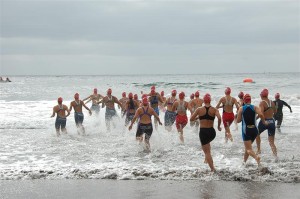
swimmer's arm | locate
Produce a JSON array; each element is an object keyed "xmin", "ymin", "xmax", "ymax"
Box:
[
  {"xmin": 215, "ymin": 98, "xmax": 223, "ymax": 109},
  {"xmin": 272, "ymin": 101, "xmax": 277, "ymax": 114},
  {"xmin": 101, "ymin": 98, "xmax": 106, "ymax": 108},
  {"xmin": 171, "ymin": 102, "xmax": 178, "ymax": 112},
  {"xmin": 158, "ymin": 95, "xmax": 163, "ymax": 103},
  {"xmin": 122, "ymin": 103, "xmax": 128, "ymax": 117},
  {"xmin": 114, "ymin": 97, "xmax": 123, "ymax": 109},
  {"xmin": 64, "ymin": 105, "xmax": 70, "ymax": 117},
  {"xmin": 82, "ymin": 101, "xmax": 92, "ymax": 115},
  {"xmin": 190, "ymin": 108, "xmax": 199, "ymax": 122},
  {"xmin": 151, "ymin": 108, "xmax": 162, "ymax": 125},
  {"xmin": 215, "ymin": 109, "xmax": 222, "ymax": 131},
  {"xmin": 163, "ymin": 99, "xmax": 168, "ymax": 107},
  {"xmin": 255, "ymin": 106, "xmax": 267, "ymax": 125},
  {"xmin": 256, "ymin": 102, "xmax": 264, "ymax": 120},
  {"xmin": 188, "ymin": 102, "xmax": 193, "ymax": 114},
  {"xmin": 234, "ymin": 98, "xmax": 240, "ymax": 112},
  {"xmin": 51, "ymin": 107, "xmax": 56, "ymax": 117},
  {"xmin": 236, "ymin": 107, "xmax": 243, "ymax": 123},
  {"xmin": 82, "ymin": 95, "xmax": 91, "ymax": 102},
  {"xmin": 85, "ymin": 98, "xmax": 92, "ymax": 104},
  {"xmin": 69, "ymin": 103, "xmax": 73, "ymax": 112},
  {"xmin": 283, "ymin": 101, "xmax": 292, "ymax": 112}
]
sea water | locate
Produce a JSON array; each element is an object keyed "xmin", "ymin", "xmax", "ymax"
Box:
[{"xmin": 0, "ymin": 73, "xmax": 299, "ymax": 183}]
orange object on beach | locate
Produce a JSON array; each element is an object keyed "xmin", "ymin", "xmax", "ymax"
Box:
[{"xmin": 243, "ymin": 78, "xmax": 253, "ymax": 83}]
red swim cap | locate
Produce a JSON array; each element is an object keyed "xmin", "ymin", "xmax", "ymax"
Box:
[
  {"xmin": 161, "ymin": 91, "xmax": 164, "ymax": 97},
  {"xmin": 171, "ymin": 90, "xmax": 177, "ymax": 96},
  {"xmin": 225, "ymin": 87, "xmax": 231, "ymax": 95},
  {"xmin": 238, "ymin": 91, "xmax": 244, "ymax": 99},
  {"xmin": 74, "ymin": 93, "xmax": 79, "ymax": 100},
  {"xmin": 142, "ymin": 97, "xmax": 148, "ymax": 105},
  {"xmin": 58, "ymin": 97, "xmax": 63, "ymax": 103},
  {"xmin": 128, "ymin": 93, "xmax": 133, "ymax": 99},
  {"xmin": 134, "ymin": 94, "xmax": 138, "ymax": 100},
  {"xmin": 195, "ymin": 91, "xmax": 200, "ymax": 97},
  {"xmin": 107, "ymin": 88, "xmax": 112, "ymax": 95},
  {"xmin": 275, "ymin": 93, "xmax": 280, "ymax": 99},
  {"xmin": 260, "ymin": 88, "xmax": 269, "ymax": 97},
  {"xmin": 142, "ymin": 94, "xmax": 148, "ymax": 99},
  {"xmin": 94, "ymin": 88, "xmax": 97, "ymax": 94},
  {"xmin": 203, "ymin": 93, "xmax": 211, "ymax": 103},
  {"xmin": 190, "ymin": 93, "xmax": 195, "ymax": 99},
  {"xmin": 122, "ymin": 92, "xmax": 126, "ymax": 98},
  {"xmin": 151, "ymin": 86, "xmax": 155, "ymax": 91},
  {"xmin": 179, "ymin": 92, "xmax": 185, "ymax": 100},
  {"xmin": 243, "ymin": 94, "xmax": 251, "ymax": 104}
]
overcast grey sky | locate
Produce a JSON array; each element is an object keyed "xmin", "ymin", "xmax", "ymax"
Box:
[{"xmin": 0, "ymin": 0, "xmax": 299, "ymax": 75}]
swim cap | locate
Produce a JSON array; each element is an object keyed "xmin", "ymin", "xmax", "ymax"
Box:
[
  {"xmin": 179, "ymin": 92, "xmax": 185, "ymax": 100},
  {"xmin": 203, "ymin": 93, "xmax": 211, "ymax": 103},
  {"xmin": 161, "ymin": 91, "xmax": 164, "ymax": 97},
  {"xmin": 94, "ymin": 88, "xmax": 97, "ymax": 94},
  {"xmin": 142, "ymin": 97, "xmax": 148, "ymax": 106},
  {"xmin": 74, "ymin": 93, "xmax": 79, "ymax": 100},
  {"xmin": 107, "ymin": 88, "xmax": 112, "ymax": 95},
  {"xmin": 58, "ymin": 97, "xmax": 63, "ymax": 103},
  {"xmin": 243, "ymin": 94, "xmax": 251, "ymax": 104},
  {"xmin": 128, "ymin": 93, "xmax": 133, "ymax": 99},
  {"xmin": 195, "ymin": 91, "xmax": 200, "ymax": 97},
  {"xmin": 238, "ymin": 91, "xmax": 244, "ymax": 99},
  {"xmin": 171, "ymin": 90, "xmax": 177, "ymax": 96},
  {"xmin": 225, "ymin": 87, "xmax": 231, "ymax": 95},
  {"xmin": 142, "ymin": 94, "xmax": 148, "ymax": 99},
  {"xmin": 260, "ymin": 88, "xmax": 269, "ymax": 97},
  {"xmin": 122, "ymin": 92, "xmax": 126, "ymax": 98},
  {"xmin": 151, "ymin": 86, "xmax": 155, "ymax": 91},
  {"xmin": 151, "ymin": 89, "xmax": 156, "ymax": 95},
  {"xmin": 275, "ymin": 93, "xmax": 280, "ymax": 99},
  {"xmin": 190, "ymin": 93, "xmax": 195, "ymax": 99}
]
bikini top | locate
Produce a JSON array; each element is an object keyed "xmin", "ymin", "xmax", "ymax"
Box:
[
  {"xmin": 56, "ymin": 105, "xmax": 64, "ymax": 113},
  {"xmin": 177, "ymin": 101, "xmax": 186, "ymax": 112},
  {"xmin": 75, "ymin": 100, "xmax": 81, "ymax": 107},
  {"xmin": 263, "ymin": 100, "xmax": 273, "ymax": 112},
  {"xmin": 167, "ymin": 98, "xmax": 176, "ymax": 106},
  {"xmin": 223, "ymin": 97, "xmax": 233, "ymax": 113},
  {"xmin": 199, "ymin": 106, "xmax": 215, "ymax": 121},
  {"xmin": 224, "ymin": 97, "xmax": 233, "ymax": 106},
  {"xmin": 107, "ymin": 96, "xmax": 114, "ymax": 103},
  {"xmin": 139, "ymin": 106, "xmax": 152, "ymax": 119}
]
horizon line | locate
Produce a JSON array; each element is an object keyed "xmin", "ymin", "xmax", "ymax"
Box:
[{"xmin": 1, "ymin": 71, "xmax": 299, "ymax": 77}]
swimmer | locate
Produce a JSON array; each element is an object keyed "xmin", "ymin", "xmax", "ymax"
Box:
[{"xmin": 51, "ymin": 97, "xmax": 70, "ymax": 136}]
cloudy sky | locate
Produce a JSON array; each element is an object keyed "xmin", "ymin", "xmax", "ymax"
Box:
[{"xmin": 0, "ymin": 0, "xmax": 299, "ymax": 75}]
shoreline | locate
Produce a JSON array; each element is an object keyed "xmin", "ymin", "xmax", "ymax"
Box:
[{"xmin": 1, "ymin": 179, "xmax": 299, "ymax": 199}]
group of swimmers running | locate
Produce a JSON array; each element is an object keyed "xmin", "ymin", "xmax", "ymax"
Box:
[{"xmin": 51, "ymin": 86, "xmax": 292, "ymax": 172}]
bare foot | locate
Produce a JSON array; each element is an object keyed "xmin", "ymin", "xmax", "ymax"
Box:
[
  {"xmin": 224, "ymin": 134, "xmax": 228, "ymax": 143},
  {"xmin": 256, "ymin": 150, "xmax": 261, "ymax": 155},
  {"xmin": 256, "ymin": 156, "xmax": 261, "ymax": 165},
  {"xmin": 226, "ymin": 132, "xmax": 233, "ymax": 142}
]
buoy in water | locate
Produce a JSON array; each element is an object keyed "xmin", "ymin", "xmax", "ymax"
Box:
[{"xmin": 243, "ymin": 78, "xmax": 253, "ymax": 83}]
